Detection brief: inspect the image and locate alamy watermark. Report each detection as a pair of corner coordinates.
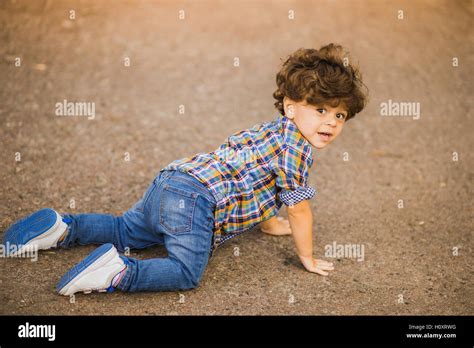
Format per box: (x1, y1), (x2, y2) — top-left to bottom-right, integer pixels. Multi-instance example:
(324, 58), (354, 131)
(0, 242), (38, 262)
(380, 99), (420, 120)
(324, 241), (365, 262)
(18, 322), (55, 341)
(214, 146), (259, 164)
(55, 99), (96, 120)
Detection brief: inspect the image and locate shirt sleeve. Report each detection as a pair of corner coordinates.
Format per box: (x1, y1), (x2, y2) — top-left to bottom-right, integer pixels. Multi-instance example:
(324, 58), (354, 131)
(274, 145), (316, 206)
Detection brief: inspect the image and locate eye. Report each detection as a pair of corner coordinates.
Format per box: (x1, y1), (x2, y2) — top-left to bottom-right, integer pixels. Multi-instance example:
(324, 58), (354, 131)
(316, 108), (326, 115)
(336, 113), (347, 120)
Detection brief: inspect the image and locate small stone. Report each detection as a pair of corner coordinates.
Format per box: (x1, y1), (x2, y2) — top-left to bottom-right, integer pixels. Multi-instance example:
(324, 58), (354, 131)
(34, 63), (47, 71)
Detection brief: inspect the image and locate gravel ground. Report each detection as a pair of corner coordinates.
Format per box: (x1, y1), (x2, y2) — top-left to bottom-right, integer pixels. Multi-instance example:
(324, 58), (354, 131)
(0, 0), (472, 315)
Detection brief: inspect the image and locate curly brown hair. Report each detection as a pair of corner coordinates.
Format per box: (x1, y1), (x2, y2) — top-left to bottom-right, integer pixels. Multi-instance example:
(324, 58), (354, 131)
(273, 43), (368, 120)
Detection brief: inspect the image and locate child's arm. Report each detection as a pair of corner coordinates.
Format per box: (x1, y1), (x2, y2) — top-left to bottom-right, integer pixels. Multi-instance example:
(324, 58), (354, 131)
(260, 215), (292, 235)
(287, 200), (334, 276)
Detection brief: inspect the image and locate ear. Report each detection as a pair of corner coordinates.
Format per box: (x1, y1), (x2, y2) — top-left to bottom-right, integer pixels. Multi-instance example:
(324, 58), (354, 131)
(283, 97), (295, 119)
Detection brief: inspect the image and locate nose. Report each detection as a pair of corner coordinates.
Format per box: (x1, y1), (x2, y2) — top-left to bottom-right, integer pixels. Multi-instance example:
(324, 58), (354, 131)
(324, 113), (338, 127)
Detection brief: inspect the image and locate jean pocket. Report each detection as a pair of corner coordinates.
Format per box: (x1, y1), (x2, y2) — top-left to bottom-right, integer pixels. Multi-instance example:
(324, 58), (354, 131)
(159, 184), (197, 234)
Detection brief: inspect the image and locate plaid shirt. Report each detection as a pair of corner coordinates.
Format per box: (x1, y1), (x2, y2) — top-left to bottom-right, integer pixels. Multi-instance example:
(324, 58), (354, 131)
(161, 113), (316, 254)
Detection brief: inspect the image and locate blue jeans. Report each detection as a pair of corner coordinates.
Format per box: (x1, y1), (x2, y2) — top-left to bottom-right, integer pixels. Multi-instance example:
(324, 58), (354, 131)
(60, 170), (217, 292)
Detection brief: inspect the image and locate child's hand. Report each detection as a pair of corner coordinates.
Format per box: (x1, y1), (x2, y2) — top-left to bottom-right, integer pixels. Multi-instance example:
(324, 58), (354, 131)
(299, 255), (334, 276)
(260, 216), (292, 236)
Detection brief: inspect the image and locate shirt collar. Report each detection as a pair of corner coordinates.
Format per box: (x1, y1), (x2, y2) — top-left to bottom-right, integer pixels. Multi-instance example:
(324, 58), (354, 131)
(276, 113), (314, 165)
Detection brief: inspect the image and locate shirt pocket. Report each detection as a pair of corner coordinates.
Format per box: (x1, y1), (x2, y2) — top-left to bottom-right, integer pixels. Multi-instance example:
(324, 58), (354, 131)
(159, 184), (198, 234)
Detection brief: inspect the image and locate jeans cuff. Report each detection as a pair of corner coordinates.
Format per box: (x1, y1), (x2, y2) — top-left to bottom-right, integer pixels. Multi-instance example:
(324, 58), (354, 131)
(116, 256), (132, 292)
(58, 214), (74, 248)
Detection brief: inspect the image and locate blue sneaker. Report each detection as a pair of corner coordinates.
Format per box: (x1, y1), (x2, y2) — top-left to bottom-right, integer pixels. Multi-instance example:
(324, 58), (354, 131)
(56, 243), (127, 296)
(2, 208), (68, 256)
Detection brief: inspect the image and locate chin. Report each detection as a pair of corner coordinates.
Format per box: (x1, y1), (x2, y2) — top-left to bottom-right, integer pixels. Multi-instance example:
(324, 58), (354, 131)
(309, 139), (330, 149)
(313, 143), (329, 149)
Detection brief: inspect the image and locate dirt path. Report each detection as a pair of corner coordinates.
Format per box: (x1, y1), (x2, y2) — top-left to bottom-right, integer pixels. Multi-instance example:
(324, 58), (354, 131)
(0, 0), (472, 315)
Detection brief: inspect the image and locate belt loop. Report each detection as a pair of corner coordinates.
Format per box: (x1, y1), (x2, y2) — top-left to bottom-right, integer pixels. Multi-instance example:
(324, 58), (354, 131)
(164, 169), (173, 180)
(210, 229), (222, 258)
(157, 169), (170, 184)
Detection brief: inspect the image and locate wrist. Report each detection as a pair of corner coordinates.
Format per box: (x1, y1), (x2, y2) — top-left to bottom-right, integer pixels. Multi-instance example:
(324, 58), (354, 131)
(298, 253), (313, 262)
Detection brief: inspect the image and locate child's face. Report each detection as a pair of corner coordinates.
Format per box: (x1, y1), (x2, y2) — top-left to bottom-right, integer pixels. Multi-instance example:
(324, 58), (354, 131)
(283, 97), (348, 149)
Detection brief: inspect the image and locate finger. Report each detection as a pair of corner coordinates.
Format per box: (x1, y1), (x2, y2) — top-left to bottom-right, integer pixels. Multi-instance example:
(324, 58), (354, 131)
(316, 261), (334, 269)
(316, 259), (334, 267)
(317, 264), (334, 271)
(316, 258), (333, 264)
(316, 262), (334, 267)
(313, 268), (329, 276)
(315, 262), (333, 269)
(314, 261), (334, 269)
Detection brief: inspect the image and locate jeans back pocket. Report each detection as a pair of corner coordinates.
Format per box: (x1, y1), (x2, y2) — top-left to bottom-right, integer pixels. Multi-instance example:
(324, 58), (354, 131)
(159, 184), (197, 234)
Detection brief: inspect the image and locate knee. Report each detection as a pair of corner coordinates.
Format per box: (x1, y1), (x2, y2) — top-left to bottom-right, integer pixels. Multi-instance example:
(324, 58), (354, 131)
(171, 258), (203, 290)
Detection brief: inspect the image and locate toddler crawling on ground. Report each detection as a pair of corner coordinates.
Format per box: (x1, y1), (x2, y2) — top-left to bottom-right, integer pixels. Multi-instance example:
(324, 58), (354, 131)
(2, 43), (368, 295)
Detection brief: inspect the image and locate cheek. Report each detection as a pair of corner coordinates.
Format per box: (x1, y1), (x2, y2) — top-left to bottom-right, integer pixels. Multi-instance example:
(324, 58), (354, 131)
(333, 125), (344, 137)
(296, 118), (317, 135)
(305, 117), (321, 133)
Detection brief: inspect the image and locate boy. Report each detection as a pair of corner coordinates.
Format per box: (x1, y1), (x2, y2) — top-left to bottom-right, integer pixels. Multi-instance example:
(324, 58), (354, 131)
(2, 43), (368, 295)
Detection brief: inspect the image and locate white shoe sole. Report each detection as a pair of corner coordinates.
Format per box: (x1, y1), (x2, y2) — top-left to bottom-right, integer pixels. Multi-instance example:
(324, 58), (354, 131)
(12, 211), (68, 256)
(58, 246), (125, 296)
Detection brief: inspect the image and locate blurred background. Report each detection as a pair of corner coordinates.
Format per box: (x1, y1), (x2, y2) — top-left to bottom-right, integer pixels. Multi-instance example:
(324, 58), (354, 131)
(0, 0), (472, 315)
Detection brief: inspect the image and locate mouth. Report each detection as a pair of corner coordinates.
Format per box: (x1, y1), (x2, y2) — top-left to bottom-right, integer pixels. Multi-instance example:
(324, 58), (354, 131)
(317, 131), (333, 142)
